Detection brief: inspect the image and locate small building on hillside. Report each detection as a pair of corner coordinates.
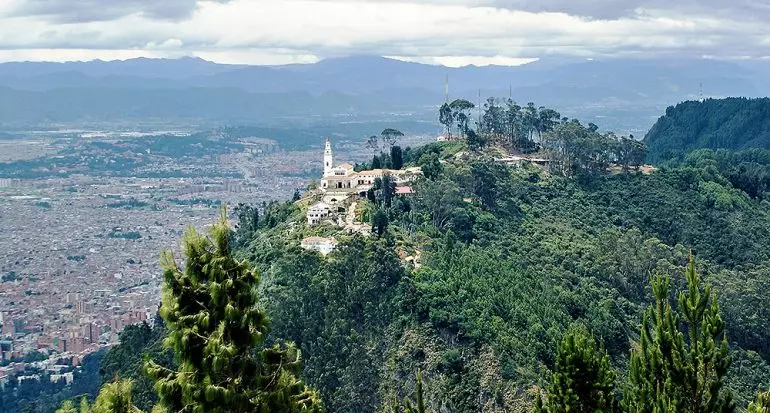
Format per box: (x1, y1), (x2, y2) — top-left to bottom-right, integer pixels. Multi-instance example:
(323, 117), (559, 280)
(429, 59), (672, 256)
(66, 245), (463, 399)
(496, 156), (550, 168)
(307, 202), (331, 226)
(395, 186), (414, 196)
(300, 237), (338, 256)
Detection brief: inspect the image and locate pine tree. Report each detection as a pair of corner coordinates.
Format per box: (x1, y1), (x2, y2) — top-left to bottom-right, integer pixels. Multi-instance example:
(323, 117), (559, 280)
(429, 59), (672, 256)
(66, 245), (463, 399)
(56, 395), (92, 413)
(390, 371), (430, 413)
(403, 371), (427, 413)
(56, 400), (78, 413)
(748, 388), (770, 413)
(92, 379), (141, 413)
(145, 208), (323, 413)
(625, 255), (733, 413)
(534, 325), (616, 413)
(80, 396), (91, 413)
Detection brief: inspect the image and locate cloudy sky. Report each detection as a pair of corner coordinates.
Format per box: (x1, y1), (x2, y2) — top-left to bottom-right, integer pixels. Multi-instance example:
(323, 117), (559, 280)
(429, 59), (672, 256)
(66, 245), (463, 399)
(0, 0), (768, 65)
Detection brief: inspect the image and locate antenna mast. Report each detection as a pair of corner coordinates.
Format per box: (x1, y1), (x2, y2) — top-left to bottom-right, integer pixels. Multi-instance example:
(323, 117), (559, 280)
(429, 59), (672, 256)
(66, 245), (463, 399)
(478, 89), (482, 124)
(445, 74), (449, 104)
(699, 82), (704, 102)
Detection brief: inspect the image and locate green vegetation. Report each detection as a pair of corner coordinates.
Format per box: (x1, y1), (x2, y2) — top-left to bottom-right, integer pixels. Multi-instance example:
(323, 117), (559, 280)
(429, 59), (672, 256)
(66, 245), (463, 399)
(1, 271), (17, 282)
(43, 98), (770, 412)
(0, 350), (105, 413)
(534, 325), (615, 413)
(625, 258), (733, 412)
(107, 231), (142, 240)
(106, 199), (149, 209)
(645, 98), (770, 163)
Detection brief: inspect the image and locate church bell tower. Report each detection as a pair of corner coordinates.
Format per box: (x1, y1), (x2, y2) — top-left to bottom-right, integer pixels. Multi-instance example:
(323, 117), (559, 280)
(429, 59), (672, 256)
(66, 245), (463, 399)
(324, 138), (333, 176)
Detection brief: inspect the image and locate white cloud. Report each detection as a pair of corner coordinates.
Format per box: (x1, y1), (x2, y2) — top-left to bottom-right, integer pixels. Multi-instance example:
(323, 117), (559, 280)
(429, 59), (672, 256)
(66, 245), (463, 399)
(0, 0), (766, 64)
(389, 55), (538, 67)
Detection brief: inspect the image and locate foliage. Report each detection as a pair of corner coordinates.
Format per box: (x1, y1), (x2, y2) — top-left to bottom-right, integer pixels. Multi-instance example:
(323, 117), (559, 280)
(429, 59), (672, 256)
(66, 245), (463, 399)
(748, 388), (770, 413)
(145, 209), (322, 413)
(625, 258), (733, 413)
(644, 98), (770, 163)
(534, 325), (616, 413)
(62, 124), (770, 413)
(99, 319), (172, 412)
(91, 379), (141, 413)
(1, 350), (105, 413)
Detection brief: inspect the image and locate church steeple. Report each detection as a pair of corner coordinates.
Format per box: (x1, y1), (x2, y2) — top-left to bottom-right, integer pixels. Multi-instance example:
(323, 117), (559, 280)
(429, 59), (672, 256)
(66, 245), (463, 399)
(324, 138), (333, 176)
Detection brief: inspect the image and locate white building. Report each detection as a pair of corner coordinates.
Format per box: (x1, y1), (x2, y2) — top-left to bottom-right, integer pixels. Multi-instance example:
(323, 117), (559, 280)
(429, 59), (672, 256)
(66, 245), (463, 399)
(307, 202), (331, 226)
(320, 139), (421, 203)
(300, 236), (338, 255)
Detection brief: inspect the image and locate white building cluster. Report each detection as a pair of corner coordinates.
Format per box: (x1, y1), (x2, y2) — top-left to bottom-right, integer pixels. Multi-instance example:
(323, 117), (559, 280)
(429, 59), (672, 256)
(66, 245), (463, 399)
(302, 138), (421, 252)
(318, 139), (419, 204)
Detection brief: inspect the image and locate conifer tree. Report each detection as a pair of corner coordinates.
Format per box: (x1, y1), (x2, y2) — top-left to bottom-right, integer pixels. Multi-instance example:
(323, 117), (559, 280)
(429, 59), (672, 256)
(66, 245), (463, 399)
(80, 396), (91, 413)
(56, 400), (78, 413)
(403, 371), (427, 413)
(534, 325), (616, 413)
(625, 256), (733, 413)
(145, 208), (323, 413)
(748, 388), (770, 413)
(56, 395), (92, 413)
(92, 379), (141, 413)
(390, 371), (430, 413)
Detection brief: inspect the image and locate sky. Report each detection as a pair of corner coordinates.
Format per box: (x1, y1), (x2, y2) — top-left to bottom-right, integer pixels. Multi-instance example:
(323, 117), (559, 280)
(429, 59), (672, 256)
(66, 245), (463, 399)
(0, 0), (768, 66)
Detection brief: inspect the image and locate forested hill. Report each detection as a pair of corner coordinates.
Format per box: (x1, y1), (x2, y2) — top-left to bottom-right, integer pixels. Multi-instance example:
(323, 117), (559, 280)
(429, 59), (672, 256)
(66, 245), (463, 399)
(231, 141), (770, 411)
(644, 97), (770, 162)
(24, 101), (770, 412)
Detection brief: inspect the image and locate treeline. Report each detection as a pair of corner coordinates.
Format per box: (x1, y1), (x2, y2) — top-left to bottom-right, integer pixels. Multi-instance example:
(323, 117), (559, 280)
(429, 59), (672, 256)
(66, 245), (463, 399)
(644, 97), (770, 163)
(439, 97), (646, 180)
(233, 139), (770, 411)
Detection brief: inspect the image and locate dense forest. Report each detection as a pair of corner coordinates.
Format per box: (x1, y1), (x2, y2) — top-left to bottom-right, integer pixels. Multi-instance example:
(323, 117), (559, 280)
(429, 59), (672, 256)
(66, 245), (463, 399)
(11, 97), (770, 412)
(645, 97), (770, 163)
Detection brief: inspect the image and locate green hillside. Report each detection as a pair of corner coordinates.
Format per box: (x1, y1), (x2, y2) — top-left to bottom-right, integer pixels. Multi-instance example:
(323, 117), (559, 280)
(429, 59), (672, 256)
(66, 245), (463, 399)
(28, 100), (770, 413)
(237, 144), (770, 412)
(644, 97), (770, 163)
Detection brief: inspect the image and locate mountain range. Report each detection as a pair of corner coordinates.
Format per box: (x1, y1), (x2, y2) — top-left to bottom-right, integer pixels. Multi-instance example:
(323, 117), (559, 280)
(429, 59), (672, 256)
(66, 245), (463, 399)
(0, 56), (768, 133)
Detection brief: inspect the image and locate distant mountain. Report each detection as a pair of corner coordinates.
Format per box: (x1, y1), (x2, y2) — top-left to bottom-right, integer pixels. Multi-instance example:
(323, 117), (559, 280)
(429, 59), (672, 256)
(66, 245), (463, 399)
(0, 55), (768, 133)
(644, 97), (770, 162)
(0, 56), (240, 79)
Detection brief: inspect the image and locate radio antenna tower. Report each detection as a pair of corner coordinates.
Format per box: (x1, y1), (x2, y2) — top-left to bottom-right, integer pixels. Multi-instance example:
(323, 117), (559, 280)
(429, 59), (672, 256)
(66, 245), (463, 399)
(445, 74), (449, 104)
(478, 89), (482, 124)
(699, 82), (704, 102)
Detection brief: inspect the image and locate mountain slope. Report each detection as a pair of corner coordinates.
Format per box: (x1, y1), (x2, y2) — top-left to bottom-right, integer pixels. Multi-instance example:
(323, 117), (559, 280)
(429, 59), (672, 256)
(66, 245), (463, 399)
(644, 97), (770, 162)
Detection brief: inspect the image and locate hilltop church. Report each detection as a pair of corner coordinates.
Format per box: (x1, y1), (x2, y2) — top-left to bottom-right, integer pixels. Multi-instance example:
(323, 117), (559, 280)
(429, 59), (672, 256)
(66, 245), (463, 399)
(318, 138), (419, 204)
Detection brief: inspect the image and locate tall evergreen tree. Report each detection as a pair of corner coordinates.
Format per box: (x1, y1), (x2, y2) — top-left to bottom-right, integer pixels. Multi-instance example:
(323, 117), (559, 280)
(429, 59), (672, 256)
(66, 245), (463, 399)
(534, 325), (616, 413)
(80, 396), (91, 413)
(403, 371), (428, 413)
(389, 371), (430, 413)
(145, 209), (323, 413)
(625, 256), (733, 413)
(390, 146), (404, 170)
(56, 400), (78, 413)
(372, 155), (383, 170)
(748, 388), (770, 413)
(92, 379), (140, 413)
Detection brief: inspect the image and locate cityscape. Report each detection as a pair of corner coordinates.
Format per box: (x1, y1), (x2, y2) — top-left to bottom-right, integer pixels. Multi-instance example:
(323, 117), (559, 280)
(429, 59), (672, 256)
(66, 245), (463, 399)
(0, 130), (432, 387)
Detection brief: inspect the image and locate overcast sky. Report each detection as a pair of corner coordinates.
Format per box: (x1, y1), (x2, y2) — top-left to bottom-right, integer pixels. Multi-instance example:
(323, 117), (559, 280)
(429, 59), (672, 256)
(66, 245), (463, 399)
(0, 0), (768, 65)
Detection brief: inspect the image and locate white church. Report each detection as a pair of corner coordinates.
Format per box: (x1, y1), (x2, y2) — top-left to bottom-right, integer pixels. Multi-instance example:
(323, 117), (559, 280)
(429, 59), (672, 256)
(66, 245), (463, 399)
(306, 139), (420, 226)
(319, 138), (417, 200)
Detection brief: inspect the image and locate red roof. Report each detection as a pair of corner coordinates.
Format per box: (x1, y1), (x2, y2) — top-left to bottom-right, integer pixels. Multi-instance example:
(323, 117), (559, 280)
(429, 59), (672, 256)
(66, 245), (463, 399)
(395, 186), (414, 195)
